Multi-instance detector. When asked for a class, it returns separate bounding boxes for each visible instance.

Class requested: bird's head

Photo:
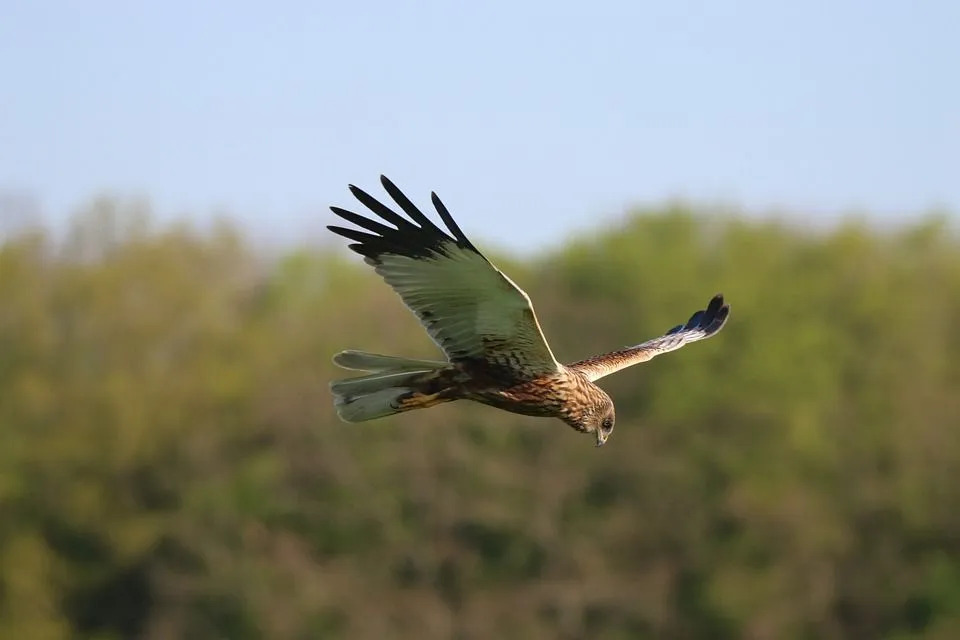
[594,405,616,447]
[565,395,616,447]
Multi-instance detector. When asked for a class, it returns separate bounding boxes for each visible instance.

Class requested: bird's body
[393,361,608,420]
[327,176,729,446]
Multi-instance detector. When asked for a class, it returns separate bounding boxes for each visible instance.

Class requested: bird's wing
[569,294,730,382]
[327,175,562,380]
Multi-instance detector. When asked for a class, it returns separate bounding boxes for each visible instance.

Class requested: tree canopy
[1,199,958,639]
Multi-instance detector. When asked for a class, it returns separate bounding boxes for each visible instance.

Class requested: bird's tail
[329,350,452,422]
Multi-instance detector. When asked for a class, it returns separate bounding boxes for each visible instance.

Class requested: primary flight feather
[327,176,730,446]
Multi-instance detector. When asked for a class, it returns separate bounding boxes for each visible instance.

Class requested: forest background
[1,195,958,639]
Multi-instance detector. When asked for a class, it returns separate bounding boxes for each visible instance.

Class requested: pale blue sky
[2,1,957,252]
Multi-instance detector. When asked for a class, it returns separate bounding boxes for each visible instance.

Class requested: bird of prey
[327,176,729,446]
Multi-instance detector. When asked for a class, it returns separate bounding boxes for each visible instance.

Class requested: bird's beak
[595,431,607,447]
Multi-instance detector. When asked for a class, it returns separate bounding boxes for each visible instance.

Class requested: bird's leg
[392,369,461,412]
[396,391,448,410]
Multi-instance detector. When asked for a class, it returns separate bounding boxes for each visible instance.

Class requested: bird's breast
[463,370,582,418]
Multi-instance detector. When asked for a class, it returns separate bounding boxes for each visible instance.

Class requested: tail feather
[333,350,447,372]
[334,387,417,422]
[330,350,451,423]
[330,369,426,398]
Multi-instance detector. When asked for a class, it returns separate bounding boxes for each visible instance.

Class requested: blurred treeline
[1,198,959,640]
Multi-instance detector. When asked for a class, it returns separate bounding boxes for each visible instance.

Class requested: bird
[327,176,730,446]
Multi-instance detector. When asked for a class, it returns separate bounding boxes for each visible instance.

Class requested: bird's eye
[602,418,613,432]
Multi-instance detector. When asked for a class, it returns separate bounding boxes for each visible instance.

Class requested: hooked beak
[595,431,607,447]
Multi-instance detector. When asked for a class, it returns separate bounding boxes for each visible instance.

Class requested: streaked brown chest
[461,370,576,418]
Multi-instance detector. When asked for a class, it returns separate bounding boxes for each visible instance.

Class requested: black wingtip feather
[666,294,730,337]
[328,176,486,263]
[379,175,445,234]
[329,206,397,236]
[347,184,410,229]
[431,191,478,252]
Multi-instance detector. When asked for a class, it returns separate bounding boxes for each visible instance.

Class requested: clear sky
[2,1,957,252]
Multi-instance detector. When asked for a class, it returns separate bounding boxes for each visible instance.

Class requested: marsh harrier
[327,176,729,446]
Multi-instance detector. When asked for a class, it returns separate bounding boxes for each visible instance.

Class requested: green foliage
[1,197,959,638]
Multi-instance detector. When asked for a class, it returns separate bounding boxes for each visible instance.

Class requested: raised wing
[327,175,562,380]
[569,294,730,382]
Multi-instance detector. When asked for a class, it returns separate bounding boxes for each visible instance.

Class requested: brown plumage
[327,176,730,446]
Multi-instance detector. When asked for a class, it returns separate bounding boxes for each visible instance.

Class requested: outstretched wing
[569,294,730,382]
[327,175,562,380]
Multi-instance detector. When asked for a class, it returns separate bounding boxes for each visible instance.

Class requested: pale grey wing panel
[570,294,729,382]
[328,176,562,379]
[373,250,559,374]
